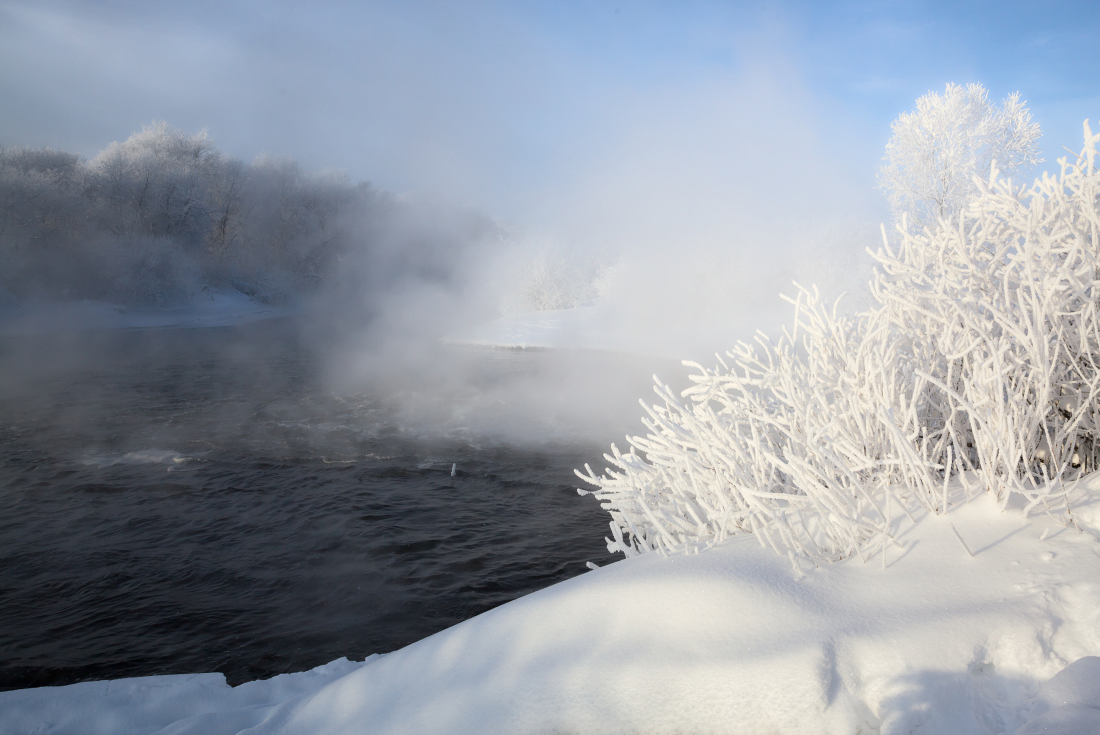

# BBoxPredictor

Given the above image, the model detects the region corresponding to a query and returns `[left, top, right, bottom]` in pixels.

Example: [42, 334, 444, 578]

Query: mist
[0, 2, 896, 450]
[310, 56, 884, 445]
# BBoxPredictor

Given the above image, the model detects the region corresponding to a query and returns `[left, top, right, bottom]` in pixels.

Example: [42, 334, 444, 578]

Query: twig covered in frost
[578, 121, 1100, 567]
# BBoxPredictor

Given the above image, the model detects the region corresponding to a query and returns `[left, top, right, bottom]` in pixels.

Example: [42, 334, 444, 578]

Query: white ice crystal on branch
[873, 119, 1100, 512]
[878, 83, 1042, 233]
[579, 120, 1100, 566]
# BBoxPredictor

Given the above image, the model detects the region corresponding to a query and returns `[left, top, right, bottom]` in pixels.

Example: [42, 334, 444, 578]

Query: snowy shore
[4, 479, 1100, 734]
[5, 303, 1100, 733]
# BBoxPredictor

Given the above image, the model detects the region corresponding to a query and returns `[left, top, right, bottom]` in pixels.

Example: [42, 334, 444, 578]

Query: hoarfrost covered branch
[878, 82, 1042, 232]
[579, 121, 1100, 565]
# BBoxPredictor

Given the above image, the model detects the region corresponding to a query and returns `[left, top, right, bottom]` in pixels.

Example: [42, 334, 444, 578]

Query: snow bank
[0, 658, 366, 735]
[0, 290, 297, 336]
[1018, 657, 1100, 734]
[5, 482, 1100, 735]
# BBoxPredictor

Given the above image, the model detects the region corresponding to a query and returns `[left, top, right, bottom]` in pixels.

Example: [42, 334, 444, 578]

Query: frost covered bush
[577, 285, 925, 564]
[579, 122, 1100, 565]
[873, 122, 1100, 511]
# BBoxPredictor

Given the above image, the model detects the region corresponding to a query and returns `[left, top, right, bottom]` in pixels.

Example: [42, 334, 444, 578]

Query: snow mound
[1017, 656, 1100, 734]
[0, 658, 367, 735]
[1040, 655, 1100, 711]
[1016, 705, 1100, 735]
[4, 484, 1100, 734]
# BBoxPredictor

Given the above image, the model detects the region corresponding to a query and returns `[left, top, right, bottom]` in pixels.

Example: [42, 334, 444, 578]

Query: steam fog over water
[0, 106, 873, 691]
[0, 319, 685, 690]
[0, 63, 880, 692]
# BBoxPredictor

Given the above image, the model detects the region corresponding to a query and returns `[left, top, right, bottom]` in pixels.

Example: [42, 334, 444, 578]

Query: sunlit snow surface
[5, 480, 1100, 734]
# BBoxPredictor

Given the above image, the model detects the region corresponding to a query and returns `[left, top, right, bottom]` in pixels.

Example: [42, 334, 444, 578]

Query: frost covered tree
[878, 82, 1042, 231]
[0, 122, 500, 305]
[579, 120, 1100, 567]
[0, 147, 84, 247]
[89, 122, 220, 241]
[499, 244, 612, 314]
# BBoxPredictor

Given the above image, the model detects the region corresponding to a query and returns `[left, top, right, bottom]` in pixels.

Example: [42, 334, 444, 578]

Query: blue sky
[2, 0, 1098, 230]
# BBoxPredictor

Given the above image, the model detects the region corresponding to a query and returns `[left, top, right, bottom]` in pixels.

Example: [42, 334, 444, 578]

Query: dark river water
[0, 319, 669, 691]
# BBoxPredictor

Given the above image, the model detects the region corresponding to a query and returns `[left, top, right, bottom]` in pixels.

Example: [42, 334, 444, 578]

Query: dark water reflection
[0, 320, 658, 690]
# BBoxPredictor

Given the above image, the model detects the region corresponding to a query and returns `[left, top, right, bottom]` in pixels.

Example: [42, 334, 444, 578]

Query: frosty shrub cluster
[579, 122, 1100, 566]
[0, 123, 490, 306]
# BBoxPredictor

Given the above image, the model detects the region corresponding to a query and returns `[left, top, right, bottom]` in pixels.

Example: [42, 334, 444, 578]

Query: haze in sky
[3, 0, 1099, 405]
[3, 0, 1097, 222]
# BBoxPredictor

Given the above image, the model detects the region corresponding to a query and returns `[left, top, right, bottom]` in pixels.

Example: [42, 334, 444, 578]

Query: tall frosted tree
[878, 82, 1042, 231]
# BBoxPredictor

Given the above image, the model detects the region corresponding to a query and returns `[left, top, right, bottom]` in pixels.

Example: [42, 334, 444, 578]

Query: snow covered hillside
[3, 482, 1100, 735]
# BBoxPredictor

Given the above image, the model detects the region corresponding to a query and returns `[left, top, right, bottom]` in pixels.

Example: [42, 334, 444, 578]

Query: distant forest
[0, 123, 494, 306]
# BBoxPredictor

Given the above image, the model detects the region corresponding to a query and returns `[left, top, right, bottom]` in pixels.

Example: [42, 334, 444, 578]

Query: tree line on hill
[0, 123, 494, 307]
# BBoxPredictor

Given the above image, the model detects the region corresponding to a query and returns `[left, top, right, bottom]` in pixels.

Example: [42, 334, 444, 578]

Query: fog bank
[2, 53, 885, 447]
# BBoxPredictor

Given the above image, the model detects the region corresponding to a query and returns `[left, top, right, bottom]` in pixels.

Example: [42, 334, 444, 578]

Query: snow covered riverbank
[4, 479, 1100, 735]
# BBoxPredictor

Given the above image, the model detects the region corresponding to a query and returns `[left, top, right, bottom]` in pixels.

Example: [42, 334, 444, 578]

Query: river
[0, 318, 670, 690]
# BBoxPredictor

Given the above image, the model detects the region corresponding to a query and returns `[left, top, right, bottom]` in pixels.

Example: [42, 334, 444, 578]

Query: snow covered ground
[0, 290, 297, 336]
[4, 478, 1100, 735]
